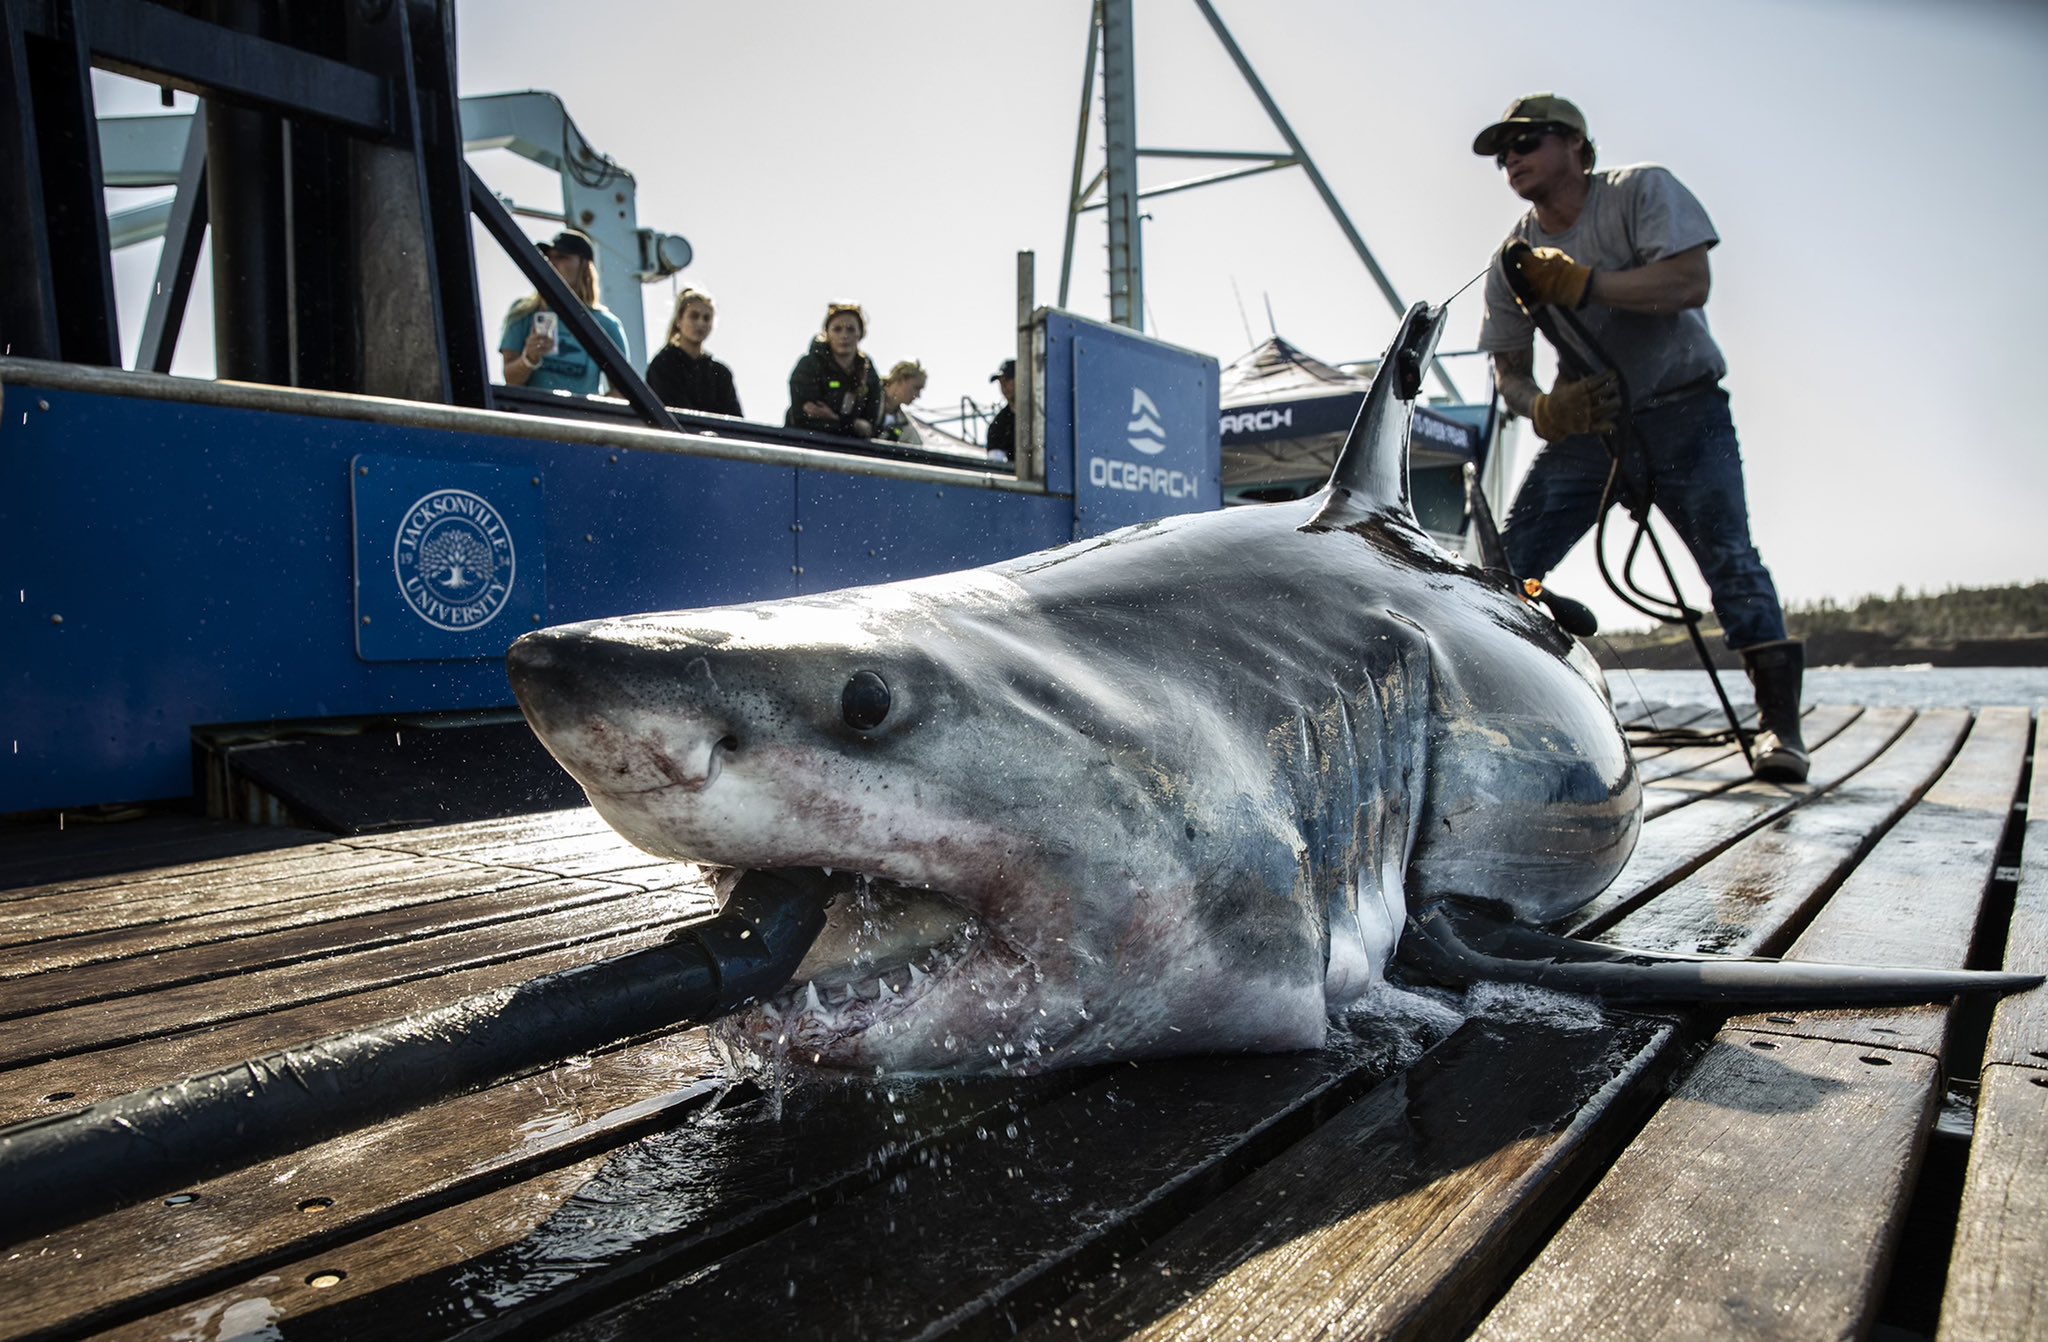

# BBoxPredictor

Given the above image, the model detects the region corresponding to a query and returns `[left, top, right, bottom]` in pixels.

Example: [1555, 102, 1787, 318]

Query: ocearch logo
[1089, 384, 1196, 499]
[1126, 387, 1167, 456]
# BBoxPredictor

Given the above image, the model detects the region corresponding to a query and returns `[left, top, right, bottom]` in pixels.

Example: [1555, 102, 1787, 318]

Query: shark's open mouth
[712, 869, 1044, 1068]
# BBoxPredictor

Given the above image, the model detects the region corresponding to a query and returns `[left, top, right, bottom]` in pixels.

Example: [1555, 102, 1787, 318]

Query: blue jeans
[1500, 388, 1786, 649]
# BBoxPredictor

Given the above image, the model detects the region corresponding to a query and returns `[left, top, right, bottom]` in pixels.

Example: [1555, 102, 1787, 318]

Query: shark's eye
[842, 670, 891, 730]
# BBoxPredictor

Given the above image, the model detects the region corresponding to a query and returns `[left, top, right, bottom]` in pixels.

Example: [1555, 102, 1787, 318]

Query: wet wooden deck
[0, 703, 2041, 1341]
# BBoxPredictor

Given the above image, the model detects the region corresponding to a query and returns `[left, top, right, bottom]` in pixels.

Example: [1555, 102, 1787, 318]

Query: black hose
[0, 867, 834, 1245]
[1497, 241, 1752, 764]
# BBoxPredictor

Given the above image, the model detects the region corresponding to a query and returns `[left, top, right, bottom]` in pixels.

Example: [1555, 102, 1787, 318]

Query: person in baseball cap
[1469, 93, 1590, 159]
[535, 228, 597, 263]
[986, 358, 1017, 462]
[500, 227, 628, 396]
[1471, 93, 1809, 783]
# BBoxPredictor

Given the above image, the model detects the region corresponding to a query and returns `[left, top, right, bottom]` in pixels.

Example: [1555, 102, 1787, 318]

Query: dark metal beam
[1078, 158, 1298, 210]
[69, 0, 396, 139]
[467, 166, 678, 432]
[400, 0, 490, 409]
[0, 4, 61, 359]
[1193, 0, 1460, 402]
[136, 101, 208, 374]
[25, 0, 119, 366]
[203, 18, 290, 387]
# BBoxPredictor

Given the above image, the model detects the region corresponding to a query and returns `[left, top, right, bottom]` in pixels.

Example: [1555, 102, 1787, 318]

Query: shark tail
[1399, 897, 2043, 1007]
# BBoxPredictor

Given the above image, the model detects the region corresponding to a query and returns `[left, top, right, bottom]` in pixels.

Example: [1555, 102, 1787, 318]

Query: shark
[507, 302, 2038, 1075]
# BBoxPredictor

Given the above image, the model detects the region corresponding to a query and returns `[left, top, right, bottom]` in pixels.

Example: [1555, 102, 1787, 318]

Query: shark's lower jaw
[709, 872, 1062, 1074]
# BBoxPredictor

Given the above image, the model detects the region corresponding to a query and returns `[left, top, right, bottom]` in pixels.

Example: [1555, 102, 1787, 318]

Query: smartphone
[531, 309, 559, 355]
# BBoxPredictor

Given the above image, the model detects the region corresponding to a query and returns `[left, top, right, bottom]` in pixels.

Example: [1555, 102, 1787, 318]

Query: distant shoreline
[1591, 632, 2048, 672]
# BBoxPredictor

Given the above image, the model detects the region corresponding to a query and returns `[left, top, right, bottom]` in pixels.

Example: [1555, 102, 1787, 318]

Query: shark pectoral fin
[1397, 897, 2044, 1007]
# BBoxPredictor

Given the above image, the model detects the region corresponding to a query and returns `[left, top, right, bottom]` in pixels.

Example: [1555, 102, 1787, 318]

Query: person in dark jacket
[786, 302, 882, 438]
[986, 357, 1016, 462]
[645, 287, 742, 416]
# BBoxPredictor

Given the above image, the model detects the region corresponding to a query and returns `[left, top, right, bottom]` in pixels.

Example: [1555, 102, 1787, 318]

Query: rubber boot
[1740, 639, 1810, 783]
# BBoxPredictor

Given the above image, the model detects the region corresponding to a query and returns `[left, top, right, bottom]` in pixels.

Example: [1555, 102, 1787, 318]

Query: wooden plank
[0, 847, 449, 947]
[0, 885, 683, 1066]
[1639, 703, 1861, 801]
[335, 807, 613, 855]
[539, 1015, 1676, 1342]
[434, 831, 702, 890]
[0, 871, 667, 1016]
[1617, 698, 1726, 734]
[0, 814, 328, 894]
[1982, 710, 2048, 1071]
[99, 1066, 1077, 1342]
[1472, 1030, 1940, 1342]
[1036, 1015, 1676, 1342]
[0, 1032, 731, 1340]
[0, 859, 580, 978]
[1598, 706, 1963, 958]
[1937, 1064, 2048, 1342]
[95, 1157, 615, 1342]
[1729, 705, 2033, 1059]
[0, 927, 675, 1126]
[1564, 706, 1925, 935]
[1938, 711, 2048, 1341]
[342, 809, 700, 891]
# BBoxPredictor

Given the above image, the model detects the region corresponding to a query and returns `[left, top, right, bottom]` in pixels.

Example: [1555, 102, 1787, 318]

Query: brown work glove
[1513, 246, 1595, 309]
[1531, 371, 1621, 442]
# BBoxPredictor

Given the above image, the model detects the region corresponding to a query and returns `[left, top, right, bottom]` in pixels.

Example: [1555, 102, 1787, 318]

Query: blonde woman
[645, 287, 742, 415]
[499, 229, 628, 395]
[876, 360, 927, 444]
[786, 302, 881, 439]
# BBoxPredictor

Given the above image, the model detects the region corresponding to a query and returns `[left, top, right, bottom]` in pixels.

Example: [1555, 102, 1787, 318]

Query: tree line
[1595, 581, 2048, 666]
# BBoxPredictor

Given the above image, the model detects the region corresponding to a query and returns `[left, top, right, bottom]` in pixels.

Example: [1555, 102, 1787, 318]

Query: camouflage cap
[1472, 93, 1588, 156]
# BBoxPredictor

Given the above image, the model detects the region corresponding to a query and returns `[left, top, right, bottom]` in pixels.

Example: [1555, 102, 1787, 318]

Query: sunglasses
[1495, 126, 1561, 167]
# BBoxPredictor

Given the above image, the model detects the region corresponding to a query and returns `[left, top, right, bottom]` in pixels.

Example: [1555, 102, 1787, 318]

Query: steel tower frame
[1059, 0, 1461, 401]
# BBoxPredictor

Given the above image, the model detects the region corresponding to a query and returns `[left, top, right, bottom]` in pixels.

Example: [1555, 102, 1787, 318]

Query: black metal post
[203, 2, 290, 386]
[136, 104, 208, 374]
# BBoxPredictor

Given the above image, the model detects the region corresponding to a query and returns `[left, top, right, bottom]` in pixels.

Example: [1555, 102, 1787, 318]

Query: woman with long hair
[876, 359, 927, 445]
[645, 287, 742, 416]
[785, 302, 881, 439]
[498, 229, 630, 395]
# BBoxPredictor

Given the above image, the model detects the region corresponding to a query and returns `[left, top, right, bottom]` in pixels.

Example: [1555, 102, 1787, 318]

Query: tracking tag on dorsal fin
[1307, 302, 1447, 531]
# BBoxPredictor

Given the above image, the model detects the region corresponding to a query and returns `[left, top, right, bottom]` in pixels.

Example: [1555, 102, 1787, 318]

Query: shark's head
[508, 559, 1331, 1075]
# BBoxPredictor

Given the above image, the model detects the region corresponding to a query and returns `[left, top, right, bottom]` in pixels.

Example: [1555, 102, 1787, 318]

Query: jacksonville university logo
[393, 488, 517, 631]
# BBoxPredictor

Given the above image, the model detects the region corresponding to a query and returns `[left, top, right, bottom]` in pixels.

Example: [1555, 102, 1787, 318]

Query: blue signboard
[1058, 318, 1220, 538]
[351, 454, 548, 661]
[1219, 396, 1478, 460]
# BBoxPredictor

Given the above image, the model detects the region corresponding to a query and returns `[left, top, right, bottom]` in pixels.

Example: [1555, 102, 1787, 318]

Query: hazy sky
[103, 1, 2048, 632]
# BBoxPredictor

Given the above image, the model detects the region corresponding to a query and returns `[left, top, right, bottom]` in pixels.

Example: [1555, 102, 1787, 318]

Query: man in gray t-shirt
[1473, 93, 1807, 782]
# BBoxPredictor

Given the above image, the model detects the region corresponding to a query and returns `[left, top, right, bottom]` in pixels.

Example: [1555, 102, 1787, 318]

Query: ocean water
[1609, 664, 2048, 713]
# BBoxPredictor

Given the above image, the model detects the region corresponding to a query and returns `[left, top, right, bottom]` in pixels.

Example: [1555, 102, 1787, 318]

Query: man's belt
[1638, 372, 1723, 412]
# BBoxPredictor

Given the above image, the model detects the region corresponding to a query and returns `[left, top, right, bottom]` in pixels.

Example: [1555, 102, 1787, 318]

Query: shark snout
[509, 625, 740, 796]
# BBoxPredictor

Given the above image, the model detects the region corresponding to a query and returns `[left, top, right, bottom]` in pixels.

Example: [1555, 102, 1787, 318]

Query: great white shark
[508, 302, 2038, 1075]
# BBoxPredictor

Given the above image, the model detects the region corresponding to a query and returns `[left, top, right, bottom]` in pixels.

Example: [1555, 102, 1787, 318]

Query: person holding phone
[499, 229, 630, 395]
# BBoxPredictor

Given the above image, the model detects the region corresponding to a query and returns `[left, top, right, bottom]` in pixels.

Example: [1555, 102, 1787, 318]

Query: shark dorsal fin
[1307, 302, 1447, 531]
